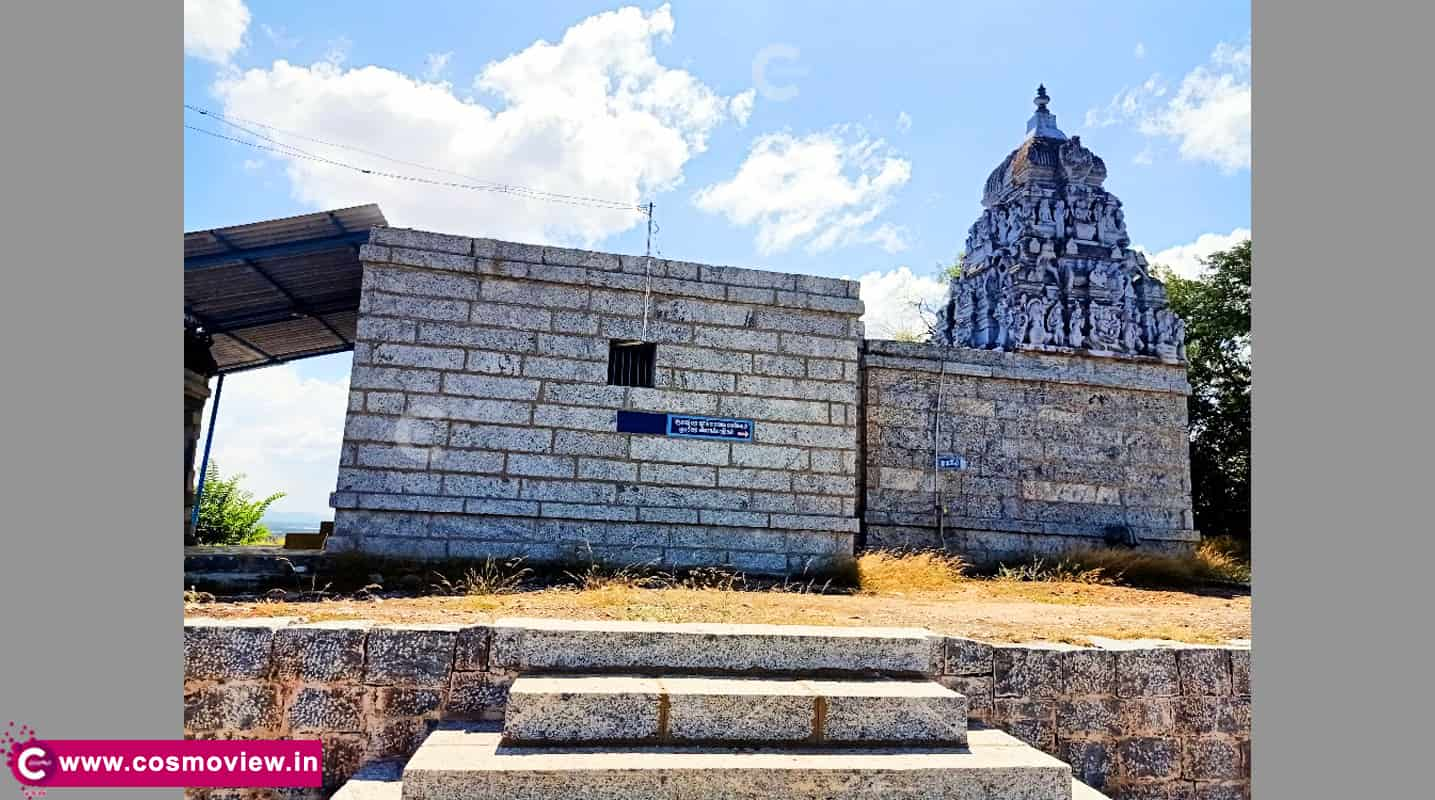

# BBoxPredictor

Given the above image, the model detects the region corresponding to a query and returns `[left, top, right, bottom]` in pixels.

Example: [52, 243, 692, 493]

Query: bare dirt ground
[186, 581, 1250, 645]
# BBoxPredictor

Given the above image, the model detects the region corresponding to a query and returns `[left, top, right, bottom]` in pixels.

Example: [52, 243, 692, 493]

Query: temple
[935, 87, 1187, 362]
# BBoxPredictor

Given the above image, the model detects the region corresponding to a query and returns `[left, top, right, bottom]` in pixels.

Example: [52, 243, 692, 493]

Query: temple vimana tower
[934, 86, 1186, 360]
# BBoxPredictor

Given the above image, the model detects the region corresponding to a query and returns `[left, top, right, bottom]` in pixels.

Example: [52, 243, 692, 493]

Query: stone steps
[399, 724, 1076, 800]
[491, 617, 942, 676]
[504, 674, 967, 746]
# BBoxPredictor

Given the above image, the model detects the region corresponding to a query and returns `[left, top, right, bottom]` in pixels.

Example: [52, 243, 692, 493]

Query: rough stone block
[994, 645, 1068, 699]
[365, 626, 459, 687]
[184, 684, 283, 732]
[1178, 648, 1232, 696]
[1116, 648, 1181, 698]
[319, 733, 370, 792]
[1057, 698, 1120, 739]
[289, 686, 366, 733]
[506, 675, 661, 742]
[813, 679, 967, 744]
[630, 436, 730, 466]
[272, 622, 370, 683]
[367, 717, 430, 759]
[944, 674, 995, 723]
[944, 638, 995, 676]
[1183, 738, 1244, 781]
[371, 687, 444, 717]
[1230, 649, 1250, 696]
[1064, 648, 1118, 696]
[1117, 736, 1183, 780]
[1061, 739, 1115, 791]
[448, 627, 490, 673]
[184, 619, 288, 681]
[445, 671, 511, 720]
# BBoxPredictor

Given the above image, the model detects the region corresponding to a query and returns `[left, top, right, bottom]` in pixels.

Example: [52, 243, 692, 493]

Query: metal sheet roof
[184, 204, 386, 373]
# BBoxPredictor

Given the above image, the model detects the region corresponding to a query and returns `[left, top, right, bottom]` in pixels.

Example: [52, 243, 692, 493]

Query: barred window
[607, 340, 656, 387]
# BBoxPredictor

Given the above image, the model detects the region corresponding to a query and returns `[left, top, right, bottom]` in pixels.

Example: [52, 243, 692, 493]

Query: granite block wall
[861, 339, 1197, 563]
[328, 228, 864, 574]
[939, 638, 1251, 799]
[182, 618, 1249, 800]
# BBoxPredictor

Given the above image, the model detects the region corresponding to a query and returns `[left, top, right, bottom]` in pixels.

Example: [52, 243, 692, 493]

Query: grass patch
[855, 550, 967, 594]
[995, 538, 1250, 588]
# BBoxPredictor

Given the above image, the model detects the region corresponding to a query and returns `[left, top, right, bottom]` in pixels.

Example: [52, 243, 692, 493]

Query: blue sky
[185, 0, 1250, 514]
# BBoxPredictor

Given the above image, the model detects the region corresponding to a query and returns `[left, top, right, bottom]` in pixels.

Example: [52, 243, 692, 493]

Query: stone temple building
[185, 88, 1197, 573]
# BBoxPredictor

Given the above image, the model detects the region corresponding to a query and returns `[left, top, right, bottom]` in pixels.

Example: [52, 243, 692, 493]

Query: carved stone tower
[935, 86, 1187, 362]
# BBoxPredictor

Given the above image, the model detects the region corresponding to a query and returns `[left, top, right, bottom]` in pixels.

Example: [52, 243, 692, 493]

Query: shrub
[996, 542, 1250, 588]
[856, 550, 967, 594]
[193, 462, 285, 546]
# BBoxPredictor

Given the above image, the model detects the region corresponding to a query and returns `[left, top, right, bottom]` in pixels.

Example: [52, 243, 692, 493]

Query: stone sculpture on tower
[935, 86, 1187, 363]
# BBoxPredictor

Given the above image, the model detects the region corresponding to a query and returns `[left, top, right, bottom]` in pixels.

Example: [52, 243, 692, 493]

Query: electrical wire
[184, 104, 644, 212]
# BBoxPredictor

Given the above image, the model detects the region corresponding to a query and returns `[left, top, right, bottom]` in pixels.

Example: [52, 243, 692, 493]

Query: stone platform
[402, 725, 1074, 800]
[321, 618, 1110, 799]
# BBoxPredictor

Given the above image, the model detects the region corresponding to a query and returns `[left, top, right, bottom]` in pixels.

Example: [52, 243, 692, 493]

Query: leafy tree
[1158, 240, 1251, 541]
[193, 462, 286, 546]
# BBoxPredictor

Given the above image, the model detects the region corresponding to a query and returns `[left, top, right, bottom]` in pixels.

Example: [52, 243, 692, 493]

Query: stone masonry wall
[941, 639, 1251, 799]
[328, 227, 863, 575]
[861, 340, 1197, 563]
[183, 618, 1249, 800]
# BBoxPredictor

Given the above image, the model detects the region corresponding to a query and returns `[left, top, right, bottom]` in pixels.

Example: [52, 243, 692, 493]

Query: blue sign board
[616, 411, 755, 442]
[935, 454, 967, 471]
[667, 414, 754, 441]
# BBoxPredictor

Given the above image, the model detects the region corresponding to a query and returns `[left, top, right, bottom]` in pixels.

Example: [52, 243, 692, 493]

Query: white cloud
[424, 51, 454, 81]
[213, 4, 742, 246]
[730, 89, 756, 126]
[896, 111, 912, 133]
[198, 362, 351, 513]
[1132, 145, 1154, 166]
[692, 126, 912, 255]
[1086, 37, 1250, 172]
[850, 266, 948, 339]
[241, 158, 263, 171]
[1134, 42, 1147, 59]
[184, 0, 250, 64]
[1136, 227, 1251, 279]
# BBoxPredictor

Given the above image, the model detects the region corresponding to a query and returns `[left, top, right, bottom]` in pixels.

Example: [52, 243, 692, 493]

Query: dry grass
[855, 550, 966, 594]
[188, 544, 1250, 645]
[1017, 540, 1250, 588]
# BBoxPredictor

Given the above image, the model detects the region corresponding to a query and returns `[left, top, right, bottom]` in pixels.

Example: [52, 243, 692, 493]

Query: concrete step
[505, 674, 967, 746]
[400, 724, 1076, 800]
[492, 617, 942, 676]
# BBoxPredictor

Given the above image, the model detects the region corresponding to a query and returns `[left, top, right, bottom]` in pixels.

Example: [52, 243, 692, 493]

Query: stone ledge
[400, 725, 1072, 800]
[504, 675, 967, 746]
[489, 618, 943, 676]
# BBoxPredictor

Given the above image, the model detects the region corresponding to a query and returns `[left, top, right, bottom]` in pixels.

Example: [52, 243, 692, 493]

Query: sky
[185, 0, 1251, 514]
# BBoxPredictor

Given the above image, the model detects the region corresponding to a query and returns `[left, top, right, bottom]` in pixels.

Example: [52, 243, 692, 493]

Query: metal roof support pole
[189, 373, 225, 535]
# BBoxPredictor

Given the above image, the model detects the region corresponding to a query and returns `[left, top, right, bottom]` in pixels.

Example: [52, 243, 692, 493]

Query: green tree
[1158, 240, 1251, 541]
[193, 462, 286, 546]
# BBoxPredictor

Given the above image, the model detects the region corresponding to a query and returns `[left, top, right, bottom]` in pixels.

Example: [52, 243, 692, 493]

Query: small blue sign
[936, 454, 967, 471]
[667, 414, 754, 442]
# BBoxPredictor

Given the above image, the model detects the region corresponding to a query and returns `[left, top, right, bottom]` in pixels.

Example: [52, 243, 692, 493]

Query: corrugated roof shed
[184, 204, 386, 373]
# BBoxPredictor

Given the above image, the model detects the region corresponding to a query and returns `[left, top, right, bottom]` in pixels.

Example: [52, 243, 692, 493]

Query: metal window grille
[607, 340, 656, 387]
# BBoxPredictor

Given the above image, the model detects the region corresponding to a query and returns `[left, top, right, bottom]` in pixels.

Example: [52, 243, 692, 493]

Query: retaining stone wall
[328, 228, 864, 574]
[182, 618, 1249, 800]
[861, 340, 1198, 563]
